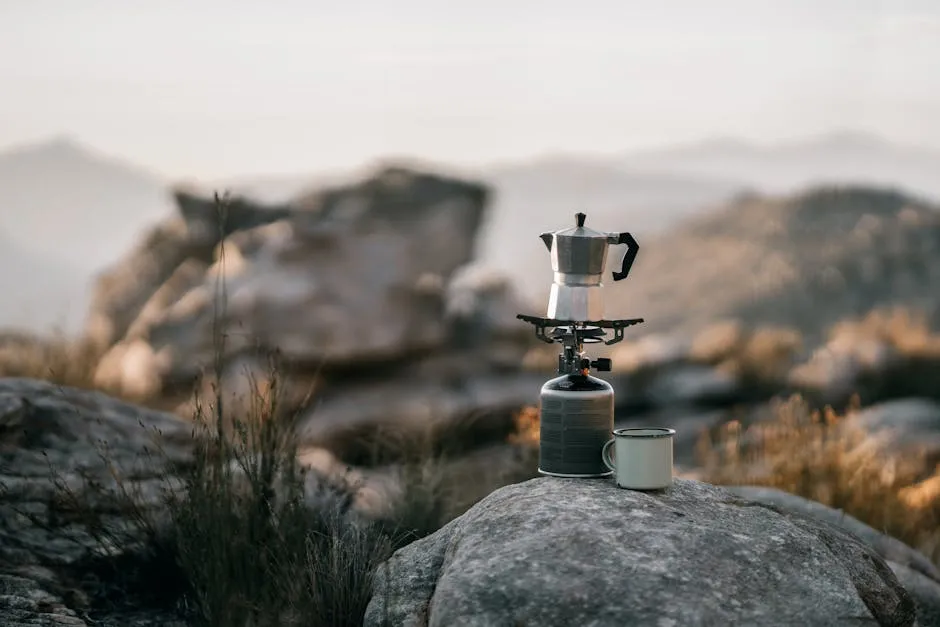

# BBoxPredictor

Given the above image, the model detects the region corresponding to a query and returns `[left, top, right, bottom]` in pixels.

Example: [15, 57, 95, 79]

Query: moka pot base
[546, 283, 605, 322]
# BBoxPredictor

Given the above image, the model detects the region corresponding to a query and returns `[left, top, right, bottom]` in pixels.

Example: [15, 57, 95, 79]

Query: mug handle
[601, 438, 616, 471]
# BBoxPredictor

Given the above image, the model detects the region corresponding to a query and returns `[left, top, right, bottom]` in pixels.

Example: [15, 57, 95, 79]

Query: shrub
[163, 359, 405, 627]
[144, 195, 405, 625]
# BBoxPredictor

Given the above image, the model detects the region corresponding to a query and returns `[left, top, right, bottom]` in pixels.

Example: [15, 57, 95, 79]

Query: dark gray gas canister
[539, 373, 614, 477]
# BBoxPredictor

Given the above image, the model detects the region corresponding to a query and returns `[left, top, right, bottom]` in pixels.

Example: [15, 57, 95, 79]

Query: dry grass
[158, 354, 419, 627]
[507, 406, 540, 447]
[698, 394, 940, 565]
[831, 307, 940, 357]
[0, 331, 103, 389]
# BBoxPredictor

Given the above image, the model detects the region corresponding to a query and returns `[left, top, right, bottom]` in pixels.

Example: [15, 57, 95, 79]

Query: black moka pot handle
[612, 232, 639, 282]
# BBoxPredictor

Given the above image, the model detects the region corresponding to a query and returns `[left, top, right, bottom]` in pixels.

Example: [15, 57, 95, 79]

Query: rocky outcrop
[365, 477, 916, 627]
[727, 486, 940, 626]
[91, 167, 492, 392]
[0, 378, 194, 626]
[83, 191, 293, 353]
[82, 166, 543, 462]
[788, 326, 901, 407]
[290, 346, 545, 456]
[846, 398, 940, 459]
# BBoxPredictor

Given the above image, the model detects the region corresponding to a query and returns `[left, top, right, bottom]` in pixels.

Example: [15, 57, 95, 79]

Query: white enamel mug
[601, 427, 676, 490]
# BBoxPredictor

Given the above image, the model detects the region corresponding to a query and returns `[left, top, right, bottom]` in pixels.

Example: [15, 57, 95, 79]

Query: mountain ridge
[620, 130, 940, 202]
[611, 184, 940, 345]
[0, 228, 88, 332]
[0, 135, 174, 272]
[2, 129, 940, 334]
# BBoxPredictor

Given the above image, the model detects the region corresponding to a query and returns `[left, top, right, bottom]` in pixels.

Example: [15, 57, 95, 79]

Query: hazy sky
[2, 0, 939, 179]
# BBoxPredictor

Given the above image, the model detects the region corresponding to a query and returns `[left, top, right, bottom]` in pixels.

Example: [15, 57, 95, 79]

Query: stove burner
[516, 314, 644, 346]
[550, 326, 605, 343]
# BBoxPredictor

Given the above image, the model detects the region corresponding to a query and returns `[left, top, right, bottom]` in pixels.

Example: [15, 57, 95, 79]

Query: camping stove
[517, 212, 643, 478]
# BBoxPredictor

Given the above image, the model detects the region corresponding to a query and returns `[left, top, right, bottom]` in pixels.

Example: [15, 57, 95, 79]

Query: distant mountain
[0, 136, 174, 273]
[0, 136, 175, 332]
[612, 185, 940, 346]
[621, 130, 940, 202]
[0, 229, 88, 332]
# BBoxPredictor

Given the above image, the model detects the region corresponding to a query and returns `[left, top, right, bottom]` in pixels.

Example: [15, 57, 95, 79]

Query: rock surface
[726, 486, 940, 581]
[850, 399, 940, 456]
[92, 167, 492, 394]
[727, 485, 940, 626]
[0, 378, 194, 626]
[890, 562, 940, 627]
[84, 189, 293, 352]
[364, 477, 916, 627]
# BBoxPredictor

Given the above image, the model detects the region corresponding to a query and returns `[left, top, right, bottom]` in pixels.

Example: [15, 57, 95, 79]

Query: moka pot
[539, 213, 639, 322]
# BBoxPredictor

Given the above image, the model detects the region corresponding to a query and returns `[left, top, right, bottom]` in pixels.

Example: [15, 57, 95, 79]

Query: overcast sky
[1, 0, 939, 179]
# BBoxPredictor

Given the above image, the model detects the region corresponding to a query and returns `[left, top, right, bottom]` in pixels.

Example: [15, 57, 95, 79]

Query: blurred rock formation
[85, 165, 541, 456]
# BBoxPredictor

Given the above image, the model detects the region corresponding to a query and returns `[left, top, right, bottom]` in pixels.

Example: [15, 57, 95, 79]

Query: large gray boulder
[0, 378, 195, 626]
[91, 166, 492, 398]
[727, 485, 940, 626]
[84, 191, 292, 353]
[364, 477, 915, 627]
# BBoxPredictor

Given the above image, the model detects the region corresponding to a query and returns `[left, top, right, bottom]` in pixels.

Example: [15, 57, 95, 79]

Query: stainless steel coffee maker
[540, 212, 639, 322]
[517, 212, 644, 478]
